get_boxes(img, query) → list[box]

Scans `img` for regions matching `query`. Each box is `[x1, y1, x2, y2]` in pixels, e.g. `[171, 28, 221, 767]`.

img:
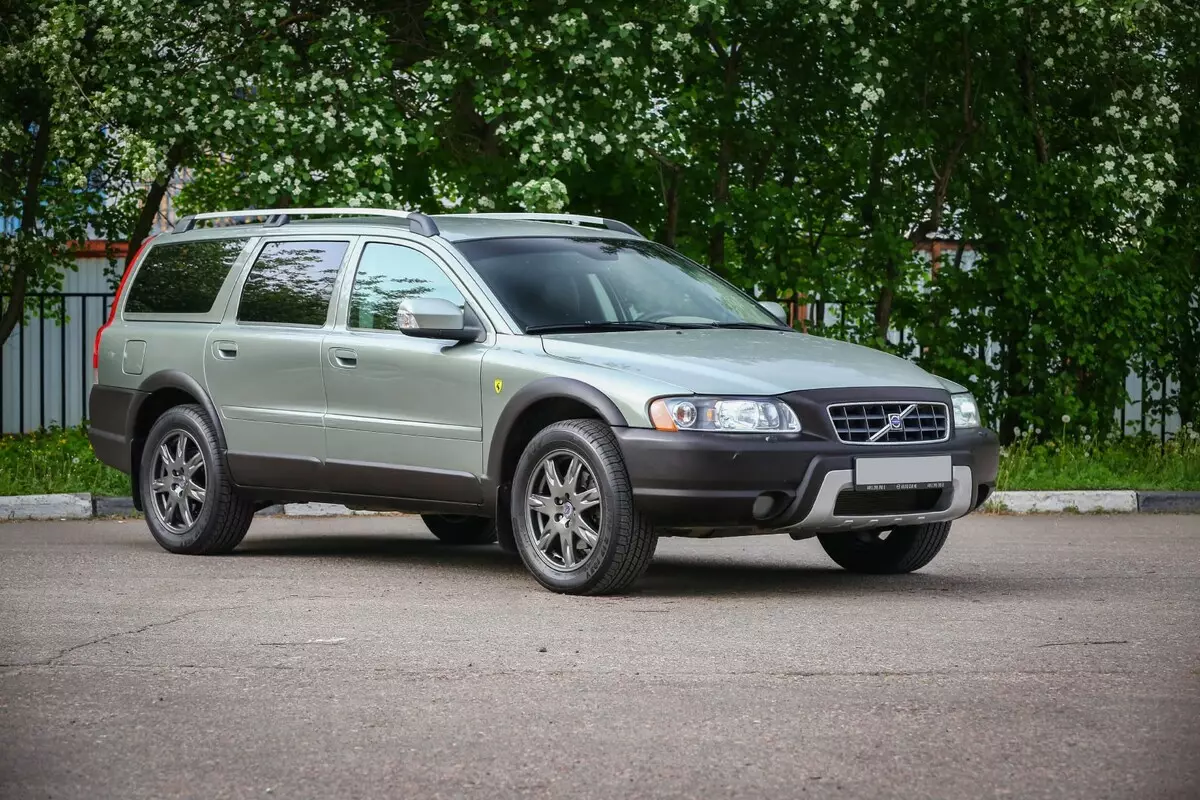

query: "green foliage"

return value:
[997, 424, 1200, 491]
[0, 426, 128, 496]
[3, 0, 1197, 435]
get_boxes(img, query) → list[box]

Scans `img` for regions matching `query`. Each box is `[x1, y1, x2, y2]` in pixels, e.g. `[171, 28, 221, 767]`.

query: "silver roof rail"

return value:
[173, 207, 439, 237]
[452, 213, 643, 238]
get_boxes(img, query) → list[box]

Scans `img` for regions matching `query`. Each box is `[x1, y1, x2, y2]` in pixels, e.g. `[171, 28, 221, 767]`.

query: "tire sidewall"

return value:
[509, 424, 626, 593]
[140, 407, 223, 553]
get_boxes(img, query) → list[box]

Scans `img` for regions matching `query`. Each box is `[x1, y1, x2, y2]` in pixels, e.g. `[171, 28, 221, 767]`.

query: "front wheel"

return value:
[510, 419, 657, 595]
[818, 522, 951, 574]
[421, 514, 497, 545]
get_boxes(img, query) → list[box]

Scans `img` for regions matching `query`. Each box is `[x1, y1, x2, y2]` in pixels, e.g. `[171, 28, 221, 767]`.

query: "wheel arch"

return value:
[127, 370, 226, 511]
[483, 378, 627, 544]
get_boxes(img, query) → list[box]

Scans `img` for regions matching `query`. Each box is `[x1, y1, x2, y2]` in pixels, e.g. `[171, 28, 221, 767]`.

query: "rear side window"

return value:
[124, 238, 248, 314]
[237, 240, 349, 326]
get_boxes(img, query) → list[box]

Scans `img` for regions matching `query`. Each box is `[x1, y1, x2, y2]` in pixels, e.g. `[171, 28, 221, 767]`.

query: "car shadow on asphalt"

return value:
[223, 533, 1023, 599]
[636, 554, 1007, 598]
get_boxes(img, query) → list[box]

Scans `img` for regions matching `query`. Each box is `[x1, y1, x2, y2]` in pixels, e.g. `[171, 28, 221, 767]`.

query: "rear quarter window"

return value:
[124, 238, 249, 314]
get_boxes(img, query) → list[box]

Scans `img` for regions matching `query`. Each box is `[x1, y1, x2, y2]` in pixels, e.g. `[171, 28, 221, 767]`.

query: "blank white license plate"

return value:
[853, 455, 952, 492]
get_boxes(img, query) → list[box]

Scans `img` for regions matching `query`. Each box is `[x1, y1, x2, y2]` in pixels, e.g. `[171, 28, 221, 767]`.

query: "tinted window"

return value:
[237, 240, 348, 326]
[124, 239, 248, 314]
[348, 243, 464, 331]
[454, 237, 780, 331]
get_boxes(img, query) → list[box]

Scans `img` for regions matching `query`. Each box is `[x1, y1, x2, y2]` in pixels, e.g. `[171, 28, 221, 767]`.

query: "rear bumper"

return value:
[88, 384, 143, 474]
[613, 426, 999, 533]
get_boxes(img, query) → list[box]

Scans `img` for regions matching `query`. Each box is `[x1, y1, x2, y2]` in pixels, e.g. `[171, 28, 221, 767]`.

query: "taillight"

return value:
[93, 237, 152, 376]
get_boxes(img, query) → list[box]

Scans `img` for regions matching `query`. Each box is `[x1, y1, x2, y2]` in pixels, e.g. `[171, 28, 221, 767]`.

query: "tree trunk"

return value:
[661, 166, 680, 248]
[706, 43, 741, 275]
[126, 141, 187, 264]
[1017, 35, 1049, 165]
[860, 125, 894, 339]
[873, 258, 896, 340]
[0, 109, 52, 345]
[707, 134, 731, 272]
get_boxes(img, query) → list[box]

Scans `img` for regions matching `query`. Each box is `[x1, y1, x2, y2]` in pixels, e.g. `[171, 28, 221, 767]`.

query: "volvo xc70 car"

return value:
[89, 208, 999, 594]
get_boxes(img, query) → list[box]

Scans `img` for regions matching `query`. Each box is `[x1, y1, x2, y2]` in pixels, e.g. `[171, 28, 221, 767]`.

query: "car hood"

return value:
[540, 329, 943, 394]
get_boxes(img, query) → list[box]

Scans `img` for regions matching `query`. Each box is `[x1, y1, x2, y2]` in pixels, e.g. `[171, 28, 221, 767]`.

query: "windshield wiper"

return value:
[525, 321, 677, 334]
[702, 322, 791, 331]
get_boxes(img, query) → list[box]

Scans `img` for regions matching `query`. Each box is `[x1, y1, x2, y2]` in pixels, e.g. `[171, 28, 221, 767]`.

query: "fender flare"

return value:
[130, 369, 228, 452]
[485, 376, 627, 488]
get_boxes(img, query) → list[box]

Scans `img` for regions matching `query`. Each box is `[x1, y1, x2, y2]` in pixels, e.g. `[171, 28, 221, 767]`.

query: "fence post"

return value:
[60, 295, 67, 428]
[39, 295, 46, 429]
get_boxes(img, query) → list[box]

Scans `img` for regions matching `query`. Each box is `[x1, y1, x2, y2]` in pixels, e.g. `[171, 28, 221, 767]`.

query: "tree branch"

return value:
[127, 139, 188, 261]
[1, 108, 52, 344]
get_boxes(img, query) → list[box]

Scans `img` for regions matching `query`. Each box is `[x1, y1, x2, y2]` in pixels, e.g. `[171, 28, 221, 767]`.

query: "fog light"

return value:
[752, 492, 788, 520]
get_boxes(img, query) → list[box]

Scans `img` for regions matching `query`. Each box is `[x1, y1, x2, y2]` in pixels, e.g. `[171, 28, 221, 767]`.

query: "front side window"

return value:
[453, 237, 782, 332]
[237, 240, 349, 326]
[125, 238, 249, 314]
[347, 243, 465, 331]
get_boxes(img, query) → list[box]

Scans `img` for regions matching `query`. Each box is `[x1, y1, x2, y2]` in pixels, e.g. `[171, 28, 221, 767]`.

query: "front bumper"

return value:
[614, 425, 999, 533]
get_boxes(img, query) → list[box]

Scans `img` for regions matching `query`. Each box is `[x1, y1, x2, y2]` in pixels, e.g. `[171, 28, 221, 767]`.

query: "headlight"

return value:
[952, 393, 981, 428]
[649, 397, 801, 433]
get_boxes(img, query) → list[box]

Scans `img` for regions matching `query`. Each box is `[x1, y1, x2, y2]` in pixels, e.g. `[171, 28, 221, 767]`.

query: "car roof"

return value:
[160, 213, 640, 246]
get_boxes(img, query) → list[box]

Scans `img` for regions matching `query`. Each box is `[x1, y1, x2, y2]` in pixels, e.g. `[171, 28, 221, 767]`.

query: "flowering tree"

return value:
[3, 0, 1195, 432]
[1, 0, 401, 343]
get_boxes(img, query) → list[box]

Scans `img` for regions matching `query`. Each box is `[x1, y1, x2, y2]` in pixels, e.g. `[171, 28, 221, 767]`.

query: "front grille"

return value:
[828, 402, 949, 444]
[833, 488, 946, 517]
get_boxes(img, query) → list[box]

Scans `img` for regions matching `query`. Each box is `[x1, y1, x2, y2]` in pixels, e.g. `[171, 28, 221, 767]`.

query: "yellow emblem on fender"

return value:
[494, 378, 503, 394]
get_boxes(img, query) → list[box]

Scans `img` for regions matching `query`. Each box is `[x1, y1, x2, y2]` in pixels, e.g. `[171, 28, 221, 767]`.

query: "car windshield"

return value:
[453, 237, 785, 333]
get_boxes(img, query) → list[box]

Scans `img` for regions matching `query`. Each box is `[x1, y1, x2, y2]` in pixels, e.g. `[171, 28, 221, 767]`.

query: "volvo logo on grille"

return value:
[870, 403, 918, 442]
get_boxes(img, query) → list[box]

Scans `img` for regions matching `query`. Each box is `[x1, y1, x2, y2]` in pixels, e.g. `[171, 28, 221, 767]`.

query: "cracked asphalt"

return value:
[1, 513, 1198, 800]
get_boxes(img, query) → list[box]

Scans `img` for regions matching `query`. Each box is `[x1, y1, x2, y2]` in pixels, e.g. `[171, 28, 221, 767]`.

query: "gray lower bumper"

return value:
[785, 466, 975, 534]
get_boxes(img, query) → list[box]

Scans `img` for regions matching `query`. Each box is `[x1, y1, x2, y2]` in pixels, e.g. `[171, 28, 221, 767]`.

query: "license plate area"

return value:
[853, 455, 952, 492]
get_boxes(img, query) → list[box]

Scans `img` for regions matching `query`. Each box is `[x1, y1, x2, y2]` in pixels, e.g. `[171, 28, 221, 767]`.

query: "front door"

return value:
[321, 239, 488, 504]
[204, 236, 353, 490]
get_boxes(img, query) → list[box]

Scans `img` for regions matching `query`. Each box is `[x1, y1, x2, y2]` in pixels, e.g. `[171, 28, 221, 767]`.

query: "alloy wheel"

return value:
[525, 449, 603, 571]
[150, 429, 207, 533]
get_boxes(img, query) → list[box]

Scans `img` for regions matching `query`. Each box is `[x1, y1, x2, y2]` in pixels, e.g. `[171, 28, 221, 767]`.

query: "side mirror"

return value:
[396, 297, 481, 342]
[760, 301, 789, 325]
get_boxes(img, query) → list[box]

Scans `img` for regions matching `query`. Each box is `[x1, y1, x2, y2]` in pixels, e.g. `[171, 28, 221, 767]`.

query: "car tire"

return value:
[421, 514, 498, 545]
[139, 404, 255, 555]
[510, 419, 657, 595]
[818, 522, 951, 574]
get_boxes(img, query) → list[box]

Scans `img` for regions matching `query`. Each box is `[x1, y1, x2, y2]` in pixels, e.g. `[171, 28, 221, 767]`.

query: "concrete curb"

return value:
[92, 495, 138, 517]
[0, 493, 93, 520]
[282, 502, 381, 517]
[2, 491, 1198, 521]
[985, 490, 1138, 514]
[1136, 491, 1200, 514]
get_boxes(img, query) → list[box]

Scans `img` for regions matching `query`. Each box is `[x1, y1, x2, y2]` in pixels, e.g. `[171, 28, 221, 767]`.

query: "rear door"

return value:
[321, 238, 488, 503]
[203, 236, 354, 490]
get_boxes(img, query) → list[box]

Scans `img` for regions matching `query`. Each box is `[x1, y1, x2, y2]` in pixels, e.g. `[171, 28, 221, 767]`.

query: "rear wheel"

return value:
[421, 514, 497, 545]
[140, 404, 255, 555]
[510, 419, 657, 595]
[818, 522, 951, 574]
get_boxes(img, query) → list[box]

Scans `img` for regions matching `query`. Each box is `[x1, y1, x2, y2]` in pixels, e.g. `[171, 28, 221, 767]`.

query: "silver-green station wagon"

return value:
[89, 208, 999, 594]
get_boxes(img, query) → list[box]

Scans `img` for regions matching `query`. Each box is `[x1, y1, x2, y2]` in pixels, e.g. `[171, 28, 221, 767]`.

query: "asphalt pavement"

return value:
[1, 513, 1198, 800]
